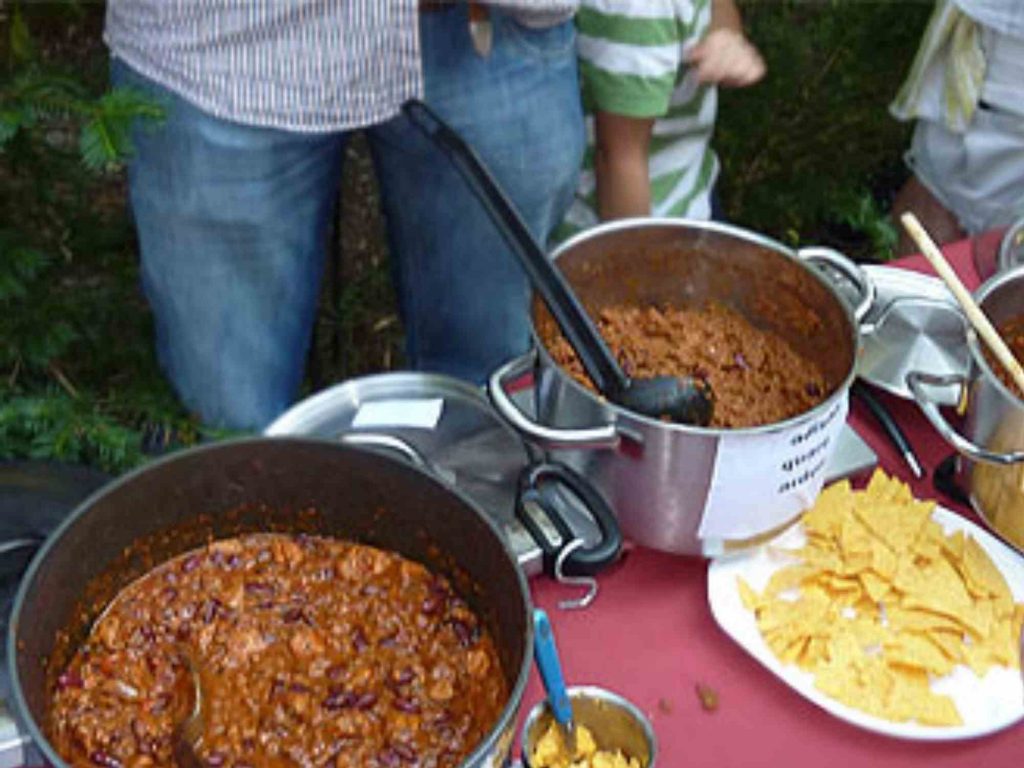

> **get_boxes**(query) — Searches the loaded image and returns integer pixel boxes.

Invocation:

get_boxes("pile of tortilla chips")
[737,469,1024,727]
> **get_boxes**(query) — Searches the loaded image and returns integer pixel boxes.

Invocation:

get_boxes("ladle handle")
[402,99,629,398]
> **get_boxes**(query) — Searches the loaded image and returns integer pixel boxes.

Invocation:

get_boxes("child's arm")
[588,0,764,221]
[578,1,680,221]
[593,112,656,220]
[686,0,766,87]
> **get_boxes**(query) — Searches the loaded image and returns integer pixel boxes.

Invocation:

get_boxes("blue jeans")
[113,7,583,430]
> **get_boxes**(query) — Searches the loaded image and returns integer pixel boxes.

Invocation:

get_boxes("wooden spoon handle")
[901,213,1024,396]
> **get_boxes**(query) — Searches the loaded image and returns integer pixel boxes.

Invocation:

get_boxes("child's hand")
[686,28,765,87]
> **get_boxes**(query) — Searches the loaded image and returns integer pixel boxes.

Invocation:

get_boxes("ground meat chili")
[49,533,507,768]
[985,314,1024,400]
[541,302,829,429]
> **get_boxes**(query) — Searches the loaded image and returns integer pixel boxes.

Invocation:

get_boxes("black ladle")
[402,100,713,426]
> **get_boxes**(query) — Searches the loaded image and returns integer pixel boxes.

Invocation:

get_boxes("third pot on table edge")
[908,263,1024,557]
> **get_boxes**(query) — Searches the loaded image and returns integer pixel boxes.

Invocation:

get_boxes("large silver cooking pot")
[908,264,1024,555]
[489,219,864,556]
[7,438,531,768]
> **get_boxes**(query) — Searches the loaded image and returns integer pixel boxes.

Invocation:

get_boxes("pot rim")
[539,217,859,436]
[966,262,1024,408]
[7,435,533,768]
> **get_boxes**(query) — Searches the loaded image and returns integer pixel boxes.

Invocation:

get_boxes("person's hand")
[685,28,765,87]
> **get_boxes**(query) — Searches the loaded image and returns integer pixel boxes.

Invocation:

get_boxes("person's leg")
[891,117,968,256]
[368,6,585,383]
[891,174,964,256]
[112,59,345,430]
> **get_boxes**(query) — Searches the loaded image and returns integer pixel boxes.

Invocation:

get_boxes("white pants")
[907,26,1024,234]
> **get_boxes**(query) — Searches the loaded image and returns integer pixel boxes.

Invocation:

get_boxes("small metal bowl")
[520,686,656,768]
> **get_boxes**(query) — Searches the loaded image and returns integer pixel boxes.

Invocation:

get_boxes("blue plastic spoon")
[533,608,576,756]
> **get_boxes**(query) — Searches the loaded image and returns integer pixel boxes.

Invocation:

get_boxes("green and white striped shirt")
[557,0,718,241]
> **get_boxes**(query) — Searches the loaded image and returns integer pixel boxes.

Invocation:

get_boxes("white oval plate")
[707,505,1024,741]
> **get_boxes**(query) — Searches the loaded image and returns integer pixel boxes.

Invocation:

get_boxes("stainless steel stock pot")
[489,219,866,556]
[909,264,1024,556]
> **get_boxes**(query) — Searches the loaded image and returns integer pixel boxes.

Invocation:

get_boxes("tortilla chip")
[736,468,1023,727]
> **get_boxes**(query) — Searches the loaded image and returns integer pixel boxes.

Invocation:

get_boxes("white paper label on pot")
[698,397,849,541]
[352,399,444,430]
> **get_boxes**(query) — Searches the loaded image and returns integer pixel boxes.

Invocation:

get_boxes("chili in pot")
[50,533,506,768]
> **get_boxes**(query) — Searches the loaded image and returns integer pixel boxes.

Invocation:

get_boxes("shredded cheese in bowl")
[530,721,641,768]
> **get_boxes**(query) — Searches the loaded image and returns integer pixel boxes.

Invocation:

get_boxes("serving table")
[521,237,1024,767]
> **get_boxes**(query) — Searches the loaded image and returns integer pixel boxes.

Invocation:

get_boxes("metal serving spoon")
[402,100,713,427]
[171,647,204,768]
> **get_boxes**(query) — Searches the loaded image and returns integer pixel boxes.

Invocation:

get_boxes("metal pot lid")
[266,373,533,529]
[266,373,621,586]
[823,263,968,405]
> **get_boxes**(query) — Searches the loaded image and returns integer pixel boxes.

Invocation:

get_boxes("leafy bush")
[0,0,197,472]
[717,0,933,260]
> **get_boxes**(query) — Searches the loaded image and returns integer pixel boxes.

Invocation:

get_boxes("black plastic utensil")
[851,380,924,479]
[402,99,713,427]
[933,453,969,506]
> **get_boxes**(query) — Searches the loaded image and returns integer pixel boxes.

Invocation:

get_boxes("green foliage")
[8,2,36,64]
[1,68,163,171]
[79,87,165,171]
[717,0,933,258]
[832,188,900,260]
[0,1,189,473]
[0,233,48,302]
[0,390,145,472]
[313,247,405,387]
[0,232,77,373]
[2,0,164,170]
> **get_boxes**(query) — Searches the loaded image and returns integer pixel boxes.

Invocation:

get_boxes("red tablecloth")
[524,238,1024,767]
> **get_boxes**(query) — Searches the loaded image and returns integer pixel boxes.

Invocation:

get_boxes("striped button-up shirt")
[105,1,577,133]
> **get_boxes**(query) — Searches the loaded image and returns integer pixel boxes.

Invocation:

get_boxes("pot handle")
[0,536,44,558]
[339,433,458,485]
[340,433,428,468]
[0,731,32,767]
[488,352,621,451]
[858,294,965,338]
[797,245,876,322]
[517,461,622,578]
[907,370,1024,465]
